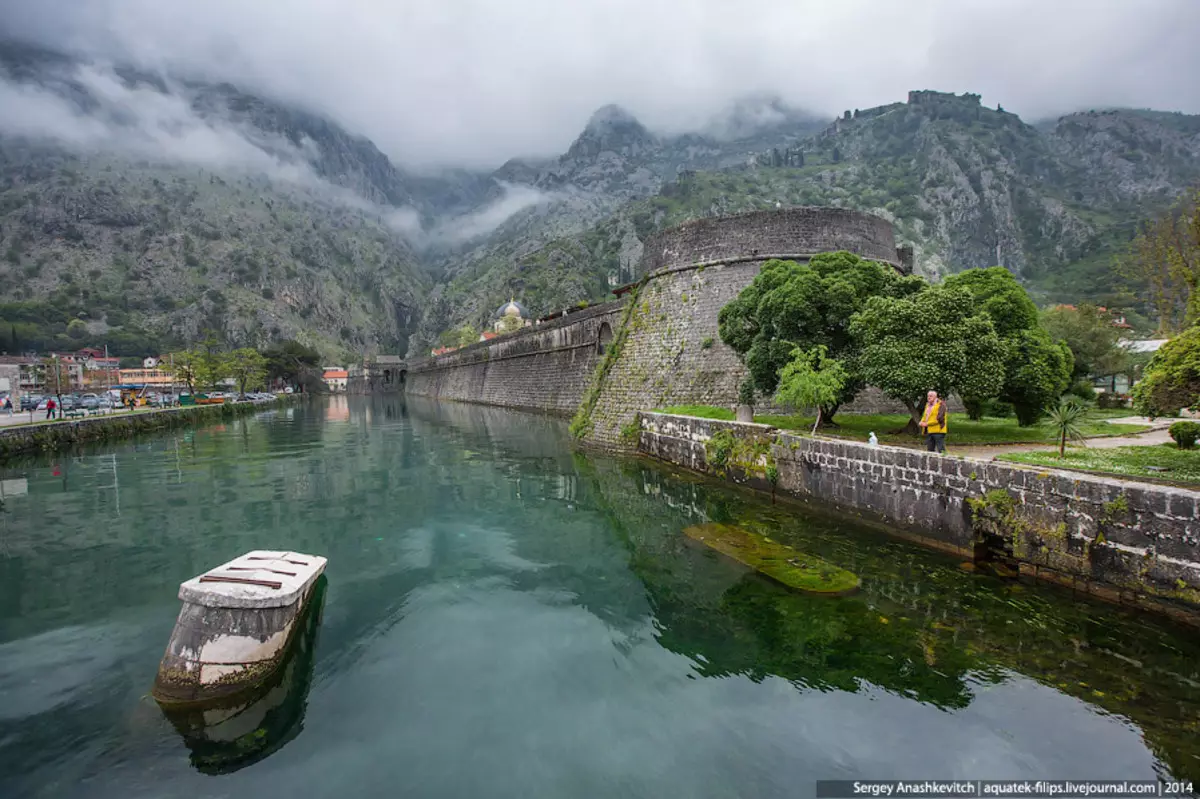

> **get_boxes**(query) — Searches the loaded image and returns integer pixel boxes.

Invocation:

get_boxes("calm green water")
[1,396,1198,798]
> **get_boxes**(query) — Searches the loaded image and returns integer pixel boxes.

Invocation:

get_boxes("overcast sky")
[1,0,1198,169]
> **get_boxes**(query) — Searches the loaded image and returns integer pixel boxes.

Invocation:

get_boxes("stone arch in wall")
[398,369,407,387]
[597,322,614,355]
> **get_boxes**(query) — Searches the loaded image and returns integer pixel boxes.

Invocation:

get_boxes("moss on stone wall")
[570,280,645,439]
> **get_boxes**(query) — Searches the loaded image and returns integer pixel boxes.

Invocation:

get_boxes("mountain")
[2,40,1198,358]
[427,91,1200,345]
[0,43,440,359]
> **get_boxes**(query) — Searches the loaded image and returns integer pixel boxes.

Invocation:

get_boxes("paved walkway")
[0,406,149,428]
[950,416,1174,459]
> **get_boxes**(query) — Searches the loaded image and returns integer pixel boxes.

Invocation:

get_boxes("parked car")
[21,395,42,411]
[80,395,101,410]
[98,397,115,409]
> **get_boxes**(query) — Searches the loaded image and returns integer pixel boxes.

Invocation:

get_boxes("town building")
[493,299,532,334]
[118,367,176,388]
[322,368,348,392]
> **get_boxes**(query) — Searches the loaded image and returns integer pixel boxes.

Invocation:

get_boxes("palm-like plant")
[1046,399,1088,456]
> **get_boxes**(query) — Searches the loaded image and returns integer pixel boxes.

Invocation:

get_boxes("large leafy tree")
[850,285,1006,430]
[194,336,229,391]
[1132,326,1200,416]
[944,267,1072,425]
[942,267,1038,339]
[1041,303,1129,381]
[228,348,268,396]
[169,351,199,395]
[999,329,1074,425]
[718,252,924,421]
[264,340,321,386]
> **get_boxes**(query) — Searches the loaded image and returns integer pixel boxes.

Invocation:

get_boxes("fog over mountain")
[2,0,1198,168]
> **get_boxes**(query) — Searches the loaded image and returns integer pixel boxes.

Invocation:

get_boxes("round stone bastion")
[639,206,902,274]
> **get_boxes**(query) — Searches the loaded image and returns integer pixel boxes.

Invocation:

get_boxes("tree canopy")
[1041,303,1129,381]
[717,252,923,417]
[850,285,1006,425]
[264,339,321,385]
[1132,326,1200,416]
[942,266,1039,339]
[228,348,268,396]
[945,266,1071,425]
[774,346,849,432]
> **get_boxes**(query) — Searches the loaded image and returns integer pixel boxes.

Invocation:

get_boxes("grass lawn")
[656,406,1149,446]
[998,444,1200,486]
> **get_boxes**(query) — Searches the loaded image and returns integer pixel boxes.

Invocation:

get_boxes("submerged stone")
[682,522,860,595]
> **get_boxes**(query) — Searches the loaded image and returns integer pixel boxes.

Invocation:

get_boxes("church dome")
[495,298,529,319]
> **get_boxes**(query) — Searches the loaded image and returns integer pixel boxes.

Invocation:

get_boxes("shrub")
[1169,421,1200,450]
[1067,378,1097,402]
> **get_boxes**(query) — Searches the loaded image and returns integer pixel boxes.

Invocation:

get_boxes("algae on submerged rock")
[682,522,861,595]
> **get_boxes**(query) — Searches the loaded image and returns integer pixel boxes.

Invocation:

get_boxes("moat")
[1,396,1198,798]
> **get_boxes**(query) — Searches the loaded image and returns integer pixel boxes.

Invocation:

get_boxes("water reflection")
[159,578,326,775]
[0,396,1198,798]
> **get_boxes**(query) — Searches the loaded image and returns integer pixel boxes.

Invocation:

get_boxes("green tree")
[1124,188,1199,334]
[1132,326,1200,416]
[944,267,1071,425]
[774,346,849,433]
[718,252,923,422]
[999,329,1074,425]
[437,322,480,349]
[1041,304,1129,381]
[227,348,268,396]
[194,336,228,391]
[170,351,199,395]
[264,339,321,387]
[942,266,1038,338]
[66,318,89,341]
[850,285,1006,432]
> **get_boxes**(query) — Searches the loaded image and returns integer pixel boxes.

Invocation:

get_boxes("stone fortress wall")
[404,302,624,416]
[580,207,906,447]
[403,206,909,431]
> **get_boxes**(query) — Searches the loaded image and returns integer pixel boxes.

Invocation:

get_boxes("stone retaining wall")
[0,398,296,461]
[637,411,1200,625]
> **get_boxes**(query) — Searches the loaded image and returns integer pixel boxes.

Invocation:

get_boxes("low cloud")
[431,184,550,246]
[0,61,318,183]
[2,0,1199,169]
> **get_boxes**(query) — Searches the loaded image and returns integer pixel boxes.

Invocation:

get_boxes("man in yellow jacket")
[919,389,948,453]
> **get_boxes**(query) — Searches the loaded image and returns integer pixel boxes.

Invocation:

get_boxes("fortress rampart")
[403,207,909,433]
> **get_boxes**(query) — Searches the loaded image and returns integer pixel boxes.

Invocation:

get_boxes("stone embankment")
[637,411,1200,626]
[0,397,299,461]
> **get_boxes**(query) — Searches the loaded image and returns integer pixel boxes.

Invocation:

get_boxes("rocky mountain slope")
[430,92,1200,345]
[2,39,1198,358]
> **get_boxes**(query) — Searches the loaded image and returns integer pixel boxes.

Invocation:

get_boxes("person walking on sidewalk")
[3,396,11,416]
[45,396,57,420]
[919,389,947,453]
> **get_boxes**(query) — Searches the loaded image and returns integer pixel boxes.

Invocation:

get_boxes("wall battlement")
[640,206,902,274]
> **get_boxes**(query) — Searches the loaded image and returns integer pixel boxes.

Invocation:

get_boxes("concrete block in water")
[152,550,327,707]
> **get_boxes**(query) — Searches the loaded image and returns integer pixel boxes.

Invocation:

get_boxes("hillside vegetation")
[2,40,1198,357]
